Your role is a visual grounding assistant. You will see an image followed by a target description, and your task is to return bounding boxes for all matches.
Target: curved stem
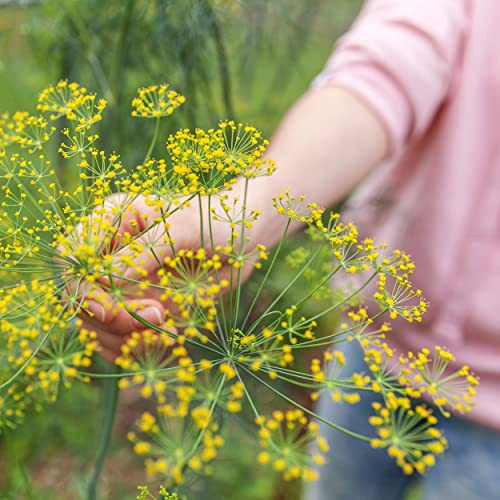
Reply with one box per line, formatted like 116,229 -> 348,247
245,245 -> 324,337
240,218 -> 291,331
87,364 -> 121,500
144,117 -> 161,164
240,364 -> 370,442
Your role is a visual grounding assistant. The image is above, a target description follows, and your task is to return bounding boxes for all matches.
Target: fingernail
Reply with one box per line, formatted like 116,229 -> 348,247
132,307 -> 163,328
86,300 -> 106,322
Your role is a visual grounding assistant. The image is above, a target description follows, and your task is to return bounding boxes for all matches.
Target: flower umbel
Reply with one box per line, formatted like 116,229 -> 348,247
0,82 -> 478,494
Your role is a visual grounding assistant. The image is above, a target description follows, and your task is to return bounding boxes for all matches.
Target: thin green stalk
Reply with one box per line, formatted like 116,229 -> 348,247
301,271 -> 379,327
245,245 -> 324,337
240,218 -> 292,330
241,365 -> 370,442
187,373 -> 227,457
289,309 -> 388,350
292,263 -> 343,309
255,363 -> 371,392
234,369 -> 260,419
144,116 -> 161,163
207,195 -> 230,348
198,195 -> 205,250
231,179 -> 250,332
87,364 -> 121,500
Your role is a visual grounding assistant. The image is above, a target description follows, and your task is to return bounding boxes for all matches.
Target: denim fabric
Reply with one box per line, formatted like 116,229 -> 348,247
305,342 -> 500,500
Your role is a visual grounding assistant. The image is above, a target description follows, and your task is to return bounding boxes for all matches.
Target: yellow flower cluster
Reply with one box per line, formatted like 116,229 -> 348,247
0,112 -> 55,151
0,280 -> 96,430
165,121 -> 275,195
0,81 -> 479,492
37,80 -> 107,131
256,410 -> 327,482
369,397 -> 447,475
116,330 -> 176,401
407,346 -> 479,415
131,84 -> 186,118
128,404 -> 224,488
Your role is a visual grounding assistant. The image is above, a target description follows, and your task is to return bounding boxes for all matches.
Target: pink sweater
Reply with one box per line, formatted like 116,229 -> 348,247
315,0 -> 500,430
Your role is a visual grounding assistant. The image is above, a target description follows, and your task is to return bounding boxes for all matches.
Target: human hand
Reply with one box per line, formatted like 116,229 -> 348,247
68,187 -> 259,363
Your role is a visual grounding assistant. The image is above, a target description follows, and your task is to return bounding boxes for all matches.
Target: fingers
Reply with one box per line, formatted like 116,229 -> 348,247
81,297 -> 165,335
79,297 -> 167,362
94,331 -> 126,362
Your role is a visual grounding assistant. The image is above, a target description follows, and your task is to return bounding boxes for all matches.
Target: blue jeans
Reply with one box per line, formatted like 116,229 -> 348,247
305,343 -> 500,500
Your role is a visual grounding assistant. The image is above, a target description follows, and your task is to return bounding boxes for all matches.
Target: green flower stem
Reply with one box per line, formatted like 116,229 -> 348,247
198,194 -> 205,251
258,364 -> 375,393
231,178 -> 250,332
187,373 -> 227,457
245,245 -> 324,337
302,271 -> 379,326
292,263 -> 343,309
291,309 -> 388,351
235,369 -> 260,419
87,364 -> 121,500
240,218 -> 292,331
241,365 -> 371,443
144,116 -> 161,164
207,195 -> 230,350
126,308 -> 226,356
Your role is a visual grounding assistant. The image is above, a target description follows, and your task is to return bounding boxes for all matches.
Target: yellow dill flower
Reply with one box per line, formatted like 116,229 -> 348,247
407,345 -> 479,415
131,84 -> 185,119
368,397 -> 448,475
255,410 -> 328,482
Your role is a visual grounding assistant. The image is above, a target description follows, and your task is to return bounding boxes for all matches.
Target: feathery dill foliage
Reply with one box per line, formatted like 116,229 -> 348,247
27,0 -> 321,164
0,81 -> 478,492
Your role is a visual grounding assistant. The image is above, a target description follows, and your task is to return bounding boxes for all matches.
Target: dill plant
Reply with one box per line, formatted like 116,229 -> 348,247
27,0 -> 322,165
0,81 -> 479,497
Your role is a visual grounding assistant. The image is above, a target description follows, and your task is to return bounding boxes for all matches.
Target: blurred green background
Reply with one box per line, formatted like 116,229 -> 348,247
0,1 -> 370,499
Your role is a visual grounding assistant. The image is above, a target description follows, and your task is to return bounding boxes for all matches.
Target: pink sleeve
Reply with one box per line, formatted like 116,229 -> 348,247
313,0 -> 469,153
